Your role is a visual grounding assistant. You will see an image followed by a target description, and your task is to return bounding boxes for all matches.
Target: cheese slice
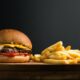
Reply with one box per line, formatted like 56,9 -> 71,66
0,44 -> 30,50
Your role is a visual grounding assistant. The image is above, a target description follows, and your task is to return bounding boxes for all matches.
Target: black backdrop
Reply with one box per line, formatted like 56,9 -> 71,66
0,0 -> 80,53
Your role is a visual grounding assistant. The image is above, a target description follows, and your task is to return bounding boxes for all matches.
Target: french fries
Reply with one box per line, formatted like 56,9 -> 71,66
67,50 -> 80,58
40,41 -> 80,64
41,41 -> 65,55
31,41 -> 80,64
32,54 -> 41,62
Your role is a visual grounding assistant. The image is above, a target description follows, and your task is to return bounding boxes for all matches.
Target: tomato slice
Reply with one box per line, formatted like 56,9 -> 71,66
3,53 -> 18,57
0,52 -> 31,57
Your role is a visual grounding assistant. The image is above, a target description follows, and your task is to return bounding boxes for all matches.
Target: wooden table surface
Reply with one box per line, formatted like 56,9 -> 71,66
0,63 -> 80,79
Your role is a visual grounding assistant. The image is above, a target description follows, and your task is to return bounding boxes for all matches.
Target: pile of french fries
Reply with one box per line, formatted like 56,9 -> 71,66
32,41 -> 80,64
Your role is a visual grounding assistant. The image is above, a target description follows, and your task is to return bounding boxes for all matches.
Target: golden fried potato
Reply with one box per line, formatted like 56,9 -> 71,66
64,59 -> 77,64
67,50 -> 80,58
65,45 -> 71,50
33,54 -> 41,62
48,41 -> 65,51
76,58 -> 80,63
43,59 -> 66,64
43,59 -> 77,64
48,51 -> 68,60
41,49 -> 50,56
40,41 -> 80,64
41,41 -> 65,55
30,54 -> 34,60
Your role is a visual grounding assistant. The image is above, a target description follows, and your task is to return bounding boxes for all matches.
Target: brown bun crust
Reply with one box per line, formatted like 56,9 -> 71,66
0,55 -> 30,63
0,29 -> 32,49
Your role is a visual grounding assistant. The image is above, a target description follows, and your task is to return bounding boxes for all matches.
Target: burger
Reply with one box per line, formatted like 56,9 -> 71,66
0,29 -> 32,63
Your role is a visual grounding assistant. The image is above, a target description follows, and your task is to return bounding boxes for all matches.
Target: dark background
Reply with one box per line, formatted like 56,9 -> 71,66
0,0 -> 80,53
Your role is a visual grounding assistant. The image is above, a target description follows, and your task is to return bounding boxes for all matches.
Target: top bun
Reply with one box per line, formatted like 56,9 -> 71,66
0,29 -> 32,49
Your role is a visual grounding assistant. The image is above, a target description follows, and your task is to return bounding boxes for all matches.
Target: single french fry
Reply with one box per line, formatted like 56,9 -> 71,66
43,59 -> 77,64
65,45 -> 71,50
33,54 -> 41,62
64,59 -> 77,64
43,59 -> 68,64
41,49 -> 50,55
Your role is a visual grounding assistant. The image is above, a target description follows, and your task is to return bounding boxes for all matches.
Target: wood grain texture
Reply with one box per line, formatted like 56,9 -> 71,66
0,63 -> 80,79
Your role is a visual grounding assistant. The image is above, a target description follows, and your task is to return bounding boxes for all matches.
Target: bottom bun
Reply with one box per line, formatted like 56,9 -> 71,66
0,55 -> 30,63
